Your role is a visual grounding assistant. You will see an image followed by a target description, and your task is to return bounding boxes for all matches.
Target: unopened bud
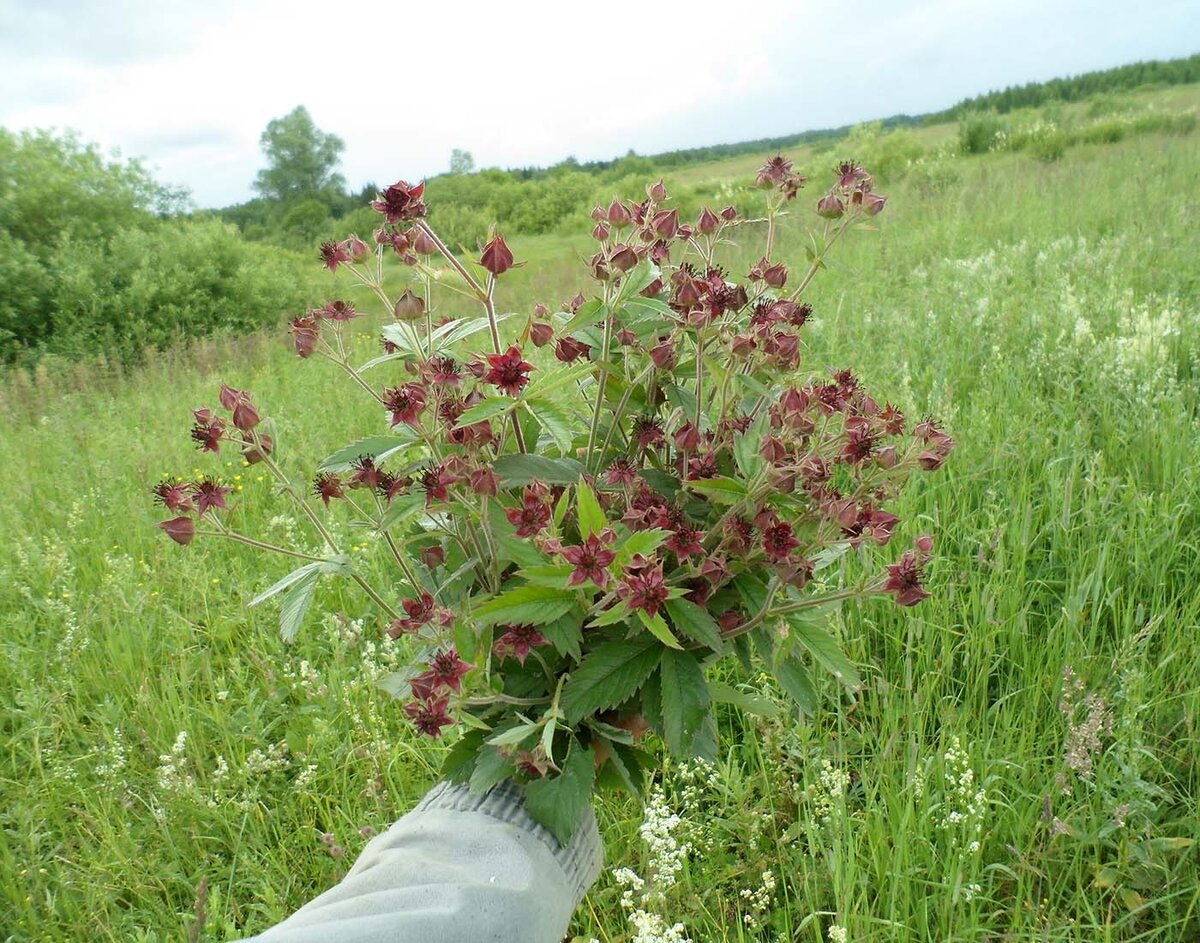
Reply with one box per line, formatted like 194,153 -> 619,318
863,192 -> 886,216
393,289 -> 426,321
696,207 -> 720,234
609,244 -> 638,272
592,221 -> 610,241
530,321 -> 554,347
606,199 -> 632,228
647,179 -> 668,202
816,193 -> 845,219
720,204 -> 738,221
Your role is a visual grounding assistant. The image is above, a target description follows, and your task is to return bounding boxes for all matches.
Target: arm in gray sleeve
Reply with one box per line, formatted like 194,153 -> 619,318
237,780 -> 604,943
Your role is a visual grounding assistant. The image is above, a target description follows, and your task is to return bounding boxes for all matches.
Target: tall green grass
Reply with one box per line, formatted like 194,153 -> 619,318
1,128 -> 1197,941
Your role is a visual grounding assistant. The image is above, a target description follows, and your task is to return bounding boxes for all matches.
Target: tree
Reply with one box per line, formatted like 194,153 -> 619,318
449,148 -> 475,175
253,106 -> 346,204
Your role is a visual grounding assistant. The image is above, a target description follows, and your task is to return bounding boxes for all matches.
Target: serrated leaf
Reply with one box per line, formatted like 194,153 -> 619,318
469,744 -> 515,795
436,312 -> 518,349
474,584 -> 577,626
453,396 -> 514,429
487,723 -> 541,748
527,399 -> 576,456
659,650 -> 711,754
588,600 -> 633,627
734,572 -> 771,614
318,431 -> 419,472
785,613 -> 861,689
278,567 -> 319,642
664,598 -> 724,652
540,614 -> 583,661
665,384 -> 699,418
517,564 -> 574,588
442,729 -> 488,785
576,480 -> 605,538
620,295 -> 674,319
734,410 -> 769,478
616,528 -> 669,562
638,609 -> 683,649
248,562 -> 321,608
561,637 -> 663,724
613,261 -> 659,306
377,492 -> 426,531
525,362 -> 594,400
708,680 -> 782,717
493,454 -> 585,487
558,299 -> 608,336
523,746 -> 595,845
683,477 -> 748,503
776,656 -> 819,714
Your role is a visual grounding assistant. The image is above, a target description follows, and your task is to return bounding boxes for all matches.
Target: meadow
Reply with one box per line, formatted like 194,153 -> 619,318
1,89 -> 1199,942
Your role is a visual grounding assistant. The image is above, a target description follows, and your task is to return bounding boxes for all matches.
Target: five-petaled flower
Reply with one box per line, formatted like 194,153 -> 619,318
884,549 -> 929,606
618,561 -> 670,618
493,623 -> 548,666
505,484 -> 552,537
561,532 -> 617,589
372,180 -> 427,222
191,478 -> 231,516
404,697 -> 453,737
483,344 -> 534,396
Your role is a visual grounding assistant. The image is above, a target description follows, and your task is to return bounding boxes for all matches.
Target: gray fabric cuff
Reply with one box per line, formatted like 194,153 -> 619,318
414,779 -> 604,908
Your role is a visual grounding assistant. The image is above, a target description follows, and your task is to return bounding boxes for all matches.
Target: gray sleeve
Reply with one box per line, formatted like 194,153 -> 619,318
236,780 -> 604,943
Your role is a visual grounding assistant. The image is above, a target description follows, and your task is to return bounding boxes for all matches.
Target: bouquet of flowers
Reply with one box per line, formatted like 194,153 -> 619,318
154,156 -> 952,843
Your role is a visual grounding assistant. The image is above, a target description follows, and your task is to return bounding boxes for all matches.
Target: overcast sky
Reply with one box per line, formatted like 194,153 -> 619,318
1,0 -> 1196,208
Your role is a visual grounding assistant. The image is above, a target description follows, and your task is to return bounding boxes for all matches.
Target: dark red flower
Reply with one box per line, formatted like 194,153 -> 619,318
555,336 -> 590,364
480,234 -> 515,276
316,299 -> 360,321
665,525 -> 704,560
605,458 -> 639,487
383,382 -> 427,427
483,344 -> 535,396
469,467 -> 500,496
424,648 -> 472,693
372,180 -> 427,222
152,479 -> 194,512
348,456 -> 384,490
631,416 -> 665,450
419,463 -> 456,506
505,484 -> 552,537
421,356 -> 461,387
158,516 -> 195,546
762,520 -> 800,562
191,478 -> 231,516
312,473 -> 344,506
319,241 -> 351,272
393,591 -> 437,634
493,623 -> 549,666
841,416 -> 878,464
190,417 -> 225,452
618,561 -> 670,618
291,316 -> 320,358
404,697 -> 453,737
561,533 -> 616,589
884,550 -> 930,606
242,434 -> 273,465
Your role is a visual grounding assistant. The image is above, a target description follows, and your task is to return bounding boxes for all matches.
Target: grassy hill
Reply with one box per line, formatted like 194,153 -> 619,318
1,85 -> 1199,941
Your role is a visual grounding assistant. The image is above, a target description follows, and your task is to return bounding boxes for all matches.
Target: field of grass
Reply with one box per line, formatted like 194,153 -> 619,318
2,105 -> 1199,941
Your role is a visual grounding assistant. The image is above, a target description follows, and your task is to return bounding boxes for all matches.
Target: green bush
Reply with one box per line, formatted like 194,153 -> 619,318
958,111 -> 1005,154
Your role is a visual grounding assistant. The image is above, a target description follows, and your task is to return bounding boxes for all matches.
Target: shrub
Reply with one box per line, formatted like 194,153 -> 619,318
958,111 -> 1005,154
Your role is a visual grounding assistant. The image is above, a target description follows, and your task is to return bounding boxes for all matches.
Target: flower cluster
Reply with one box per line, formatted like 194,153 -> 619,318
152,156 -> 952,841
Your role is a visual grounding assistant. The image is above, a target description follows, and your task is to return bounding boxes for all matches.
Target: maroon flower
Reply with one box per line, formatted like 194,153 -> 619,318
493,623 -> 549,666
884,550 -> 930,606
316,299 -> 359,321
665,525 -> 704,560
649,339 -> 678,370
191,478 -> 231,516
555,336 -> 590,364
348,456 -> 384,490
319,241 -> 351,272
618,561 -> 670,618
651,209 -> 679,240
383,382 -> 427,427
841,416 -> 878,464
631,416 -> 665,450
480,234 -> 515,276
421,356 -> 461,387
419,463 -> 456,506
152,479 -> 194,512
561,533 -> 616,589
158,516 -> 195,546
505,484 -> 552,537
404,697 -> 453,737
372,180 -> 427,222
606,199 -> 632,228
762,520 -> 800,562
483,344 -> 535,396
424,648 -> 472,693
605,458 -> 639,487
190,417 -> 225,453
393,591 -> 437,634
469,467 -> 500,496
312,473 -> 344,506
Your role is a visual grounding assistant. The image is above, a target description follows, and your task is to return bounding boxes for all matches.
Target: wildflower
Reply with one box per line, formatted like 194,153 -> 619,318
312,473 -> 344,506
372,180 -> 427,222
404,697 -> 453,737
631,416 -> 665,450
618,561 -> 669,618
391,591 -> 436,635
483,344 -> 535,396
762,520 -> 799,562
158,516 -> 195,546
561,532 -> 617,589
696,207 -> 720,234
419,463 -> 456,506
393,289 -> 425,321
348,456 -> 384,490
605,458 -> 639,486
607,199 -> 633,228
319,240 -> 351,272
383,382 -> 427,427
493,623 -> 548,665
817,193 -> 845,219
884,550 -> 929,606
651,209 -> 680,240
555,336 -> 590,363
422,648 -> 472,693
529,321 -> 554,347
665,525 -> 704,560
505,484 -> 552,537
342,234 -> 371,263
190,416 -> 225,452
480,233 -> 515,276
649,339 -> 678,371
421,356 -> 461,387
152,479 -> 194,512
291,316 -> 320,358
468,467 -> 500,496
191,478 -> 231,515
317,299 -> 359,321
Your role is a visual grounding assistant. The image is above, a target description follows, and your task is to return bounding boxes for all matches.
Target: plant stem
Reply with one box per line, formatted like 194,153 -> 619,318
195,529 -> 326,562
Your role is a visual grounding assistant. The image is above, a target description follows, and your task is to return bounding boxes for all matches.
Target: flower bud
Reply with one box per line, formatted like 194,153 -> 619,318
863,192 -> 886,216
344,234 -> 371,263
592,221 -> 610,241
649,338 -> 677,370
651,209 -> 679,240
410,226 -> 438,255
609,244 -> 638,272
291,316 -> 320,358
232,399 -> 260,432
696,207 -> 719,234
817,193 -> 845,219
480,234 -> 514,276
533,303 -> 550,318
219,384 -> 243,410
589,252 -> 611,281
469,468 -> 500,496
616,328 -> 637,346
646,179 -> 668,202
763,263 -> 788,289
555,337 -> 589,363
158,516 -> 195,546
720,204 -> 738,221
606,200 -> 632,228
242,434 -> 273,465
874,445 -> 898,469
393,289 -> 426,321
530,321 -> 554,347
590,203 -> 606,221
420,545 -> 445,570
674,421 -> 700,451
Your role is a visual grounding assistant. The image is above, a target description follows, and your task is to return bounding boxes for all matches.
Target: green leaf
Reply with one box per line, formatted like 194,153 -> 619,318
664,598 -> 724,652
523,746 -> 595,845
318,431 -> 419,472
487,723 -> 540,749
377,492 -> 426,531
776,656 -> 819,714
441,729 -> 488,785
527,399 -> 576,456
659,650 -> 711,754
469,745 -> 515,795
708,680 -> 782,717
641,670 -> 663,734
525,362 -> 594,400
734,410 -> 769,478
575,480 -> 605,538
278,567 -> 319,642
248,562 -> 320,608
540,614 -> 583,661
558,299 -> 608,335
683,477 -> 748,503
561,637 -> 664,725
485,500 -> 545,567
613,260 -> 659,306
453,397 -> 515,429
474,584 -> 577,626
614,528 -> 669,563
588,600 -> 633,627
638,609 -> 683,649
785,613 -> 861,689
734,572 -> 771,614
665,383 -> 699,418
436,312 -> 518,349
517,563 -> 574,588
493,454 -> 585,487
621,295 -> 675,319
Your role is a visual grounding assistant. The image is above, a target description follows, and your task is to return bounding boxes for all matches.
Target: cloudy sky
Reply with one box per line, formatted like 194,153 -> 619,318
1,0 -> 1196,208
